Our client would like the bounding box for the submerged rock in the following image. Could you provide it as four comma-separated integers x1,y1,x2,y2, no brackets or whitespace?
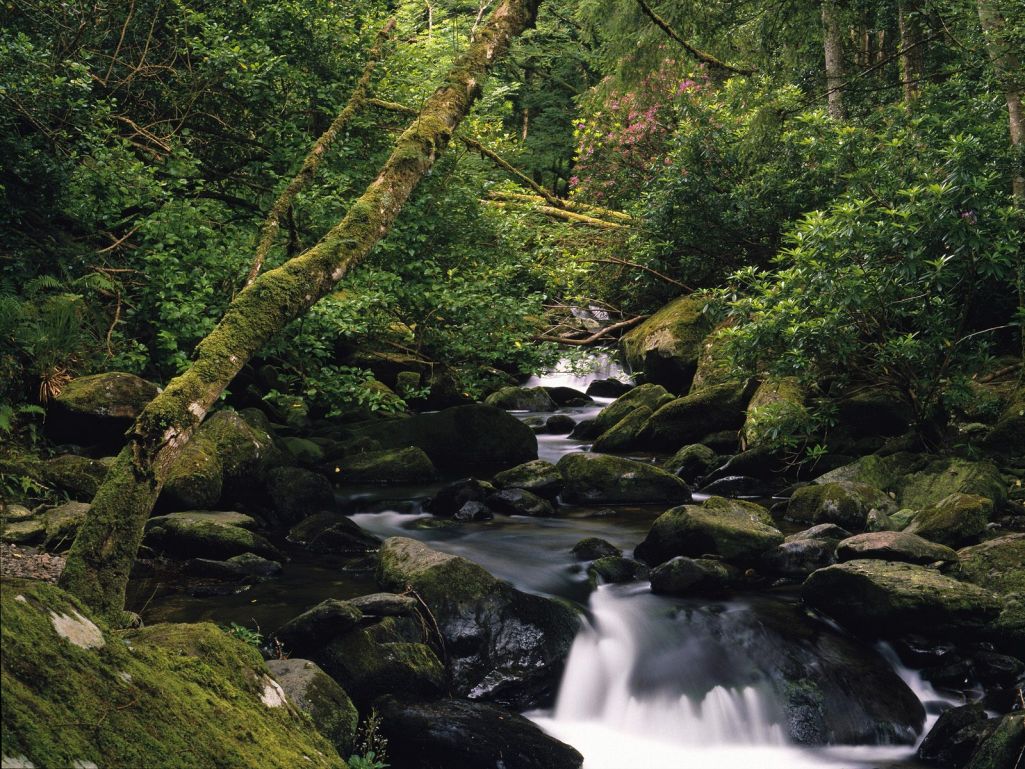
557,453,690,505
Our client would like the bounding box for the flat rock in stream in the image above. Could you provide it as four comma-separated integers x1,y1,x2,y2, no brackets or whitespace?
557,453,690,505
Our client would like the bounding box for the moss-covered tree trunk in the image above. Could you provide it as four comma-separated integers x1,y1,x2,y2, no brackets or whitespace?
59,0,543,623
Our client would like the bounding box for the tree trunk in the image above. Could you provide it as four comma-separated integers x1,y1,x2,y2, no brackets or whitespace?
977,0,1024,200
897,0,926,101
822,0,846,119
59,0,543,623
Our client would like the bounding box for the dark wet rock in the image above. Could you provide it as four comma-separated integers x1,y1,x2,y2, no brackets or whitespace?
545,414,577,434
454,501,493,521
786,481,897,531
375,696,584,769
802,560,1002,638
650,556,737,595
288,512,380,554
335,446,437,484
836,531,958,565
761,539,837,577
274,599,363,656
144,511,279,560
571,537,620,560
638,381,756,452
353,404,537,471
266,658,358,757
265,466,335,524
544,386,593,406
591,384,674,435
635,496,783,566
569,418,600,440
586,378,633,398
697,475,774,498
42,454,109,501
557,452,690,505
187,553,282,581
45,372,159,448
786,523,852,543
485,386,557,412
620,295,711,392
587,556,649,587
486,488,555,517
663,443,720,483
905,493,992,548
591,405,652,452
425,478,494,517
699,446,784,484
348,592,418,619
492,460,563,500
834,387,913,439
377,537,579,708
963,714,1024,769
918,703,994,767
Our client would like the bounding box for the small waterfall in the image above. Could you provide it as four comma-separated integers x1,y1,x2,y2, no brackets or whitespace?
524,353,630,392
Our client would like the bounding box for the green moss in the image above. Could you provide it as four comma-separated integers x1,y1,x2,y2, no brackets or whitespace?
144,513,279,560
43,455,109,501
592,384,674,434
1,579,345,768
592,405,652,453
904,493,991,547
620,295,712,392
161,434,223,511
690,325,738,392
484,386,557,411
964,714,1024,769
957,534,1025,596
54,373,159,418
639,381,753,451
43,501,91,551
742,376,809,450
786,482,896,531
556,452,690,504
336,446,436,484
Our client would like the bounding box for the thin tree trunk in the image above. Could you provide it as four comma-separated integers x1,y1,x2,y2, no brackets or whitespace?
977,0,1024,200
635,0,756,77
245,17,396,287
59,0,544,623
822,0,846,119
897,0,925,101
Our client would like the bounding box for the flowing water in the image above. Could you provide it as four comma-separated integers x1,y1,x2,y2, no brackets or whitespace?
138,354,957,768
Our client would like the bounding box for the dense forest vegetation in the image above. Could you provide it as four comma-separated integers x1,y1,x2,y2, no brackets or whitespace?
1,0,1023,767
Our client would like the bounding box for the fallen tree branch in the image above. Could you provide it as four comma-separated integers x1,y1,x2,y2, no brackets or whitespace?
635,0,755,76
537,315,648,346
486,190,633,222
482,199,627,228
578,256,692,290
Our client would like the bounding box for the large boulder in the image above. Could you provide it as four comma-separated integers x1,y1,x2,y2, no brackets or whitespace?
485,386,557,412
375,696,583,769
42,454,109,501
0,580,343,768
662,443,720,483
982,386,1025,458
266,466,336,524
591,404,652,453
288,512,380,554
742,376,808,450
635,496,783,566
197,409,279,502
335,446,437,484
158,435,222,511
144,511,279,560
904,493,992,547
353,404,537,471
45,372,159,448
802,560,1003,638
377,537,579,708
266,658,358,757
836,531,958,565
492,460,563,500
637,381,755,451
786,481,897,532
556,453,690,505
957,534,1025,596
620,295,711,392
590,384,674,435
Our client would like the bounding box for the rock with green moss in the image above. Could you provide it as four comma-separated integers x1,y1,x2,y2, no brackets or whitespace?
786,482,897,532
266,466,335,523
963,714,1025,769
43,455,108,501
42,501,91,551
742,377,809,450
1,518,45,545
45,372,160,448
836,531,958,565
376,537,579,709
649,555,738,594
197,409,279,501
591,384,674,435
486,488,555,516
492,460,563,500
281,437,325,464
592,405,652,453
335,446,436,484
903,493,992,547
635,496,784,566
587,556,649,587
144,512,279,560
638,381,755,452
802,560,1002,637
956,534,1025,596
620,295,712,392
816,453,1006,510
690,326,737,392
353,404,537,471
0,580,345,769
266,658,358,758
557,452,691,505
288,512,380,554
274,599,364,657
663,443,721,483
484,386,557,412
159,434,223,511
981,387,1025,459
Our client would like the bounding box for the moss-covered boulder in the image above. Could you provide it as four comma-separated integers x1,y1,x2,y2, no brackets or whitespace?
957,534,1025,596
197,409,279,501
635,496,784,566
591,384,674,435
964,714,1025,769
586,556,649,587
620,295,711,392
159,434,223,512
377,537,579,709
571,537,620,560
2,518,45,546
353,404,537,471
836,531,958,565
662,443,720,483
484,386,557,412
904,493,992,547
649,555,738,594
266,658,358,758
742,377,809,450
266,466,336,524
802,560,1003,638
492,460,563,500
335,446,436,484
45,372,160,448
816,453,1006,510
288,512,380,554
591,404,652,453
274,599,364,656
486,488,555,516
42,501,91,551
760,539,837,577
376,696,583,769
557,453,690,505
0,580,344,769
786,481,897,532
42,454,109,501
638,381,754,452
144,511,279,560
981,387,1025,458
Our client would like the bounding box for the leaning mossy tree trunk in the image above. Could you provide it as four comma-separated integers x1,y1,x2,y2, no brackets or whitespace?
59,0,544,623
